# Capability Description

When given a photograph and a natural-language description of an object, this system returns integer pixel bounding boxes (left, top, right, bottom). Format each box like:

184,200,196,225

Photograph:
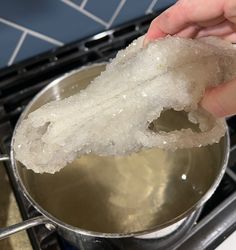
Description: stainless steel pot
0,63,230,248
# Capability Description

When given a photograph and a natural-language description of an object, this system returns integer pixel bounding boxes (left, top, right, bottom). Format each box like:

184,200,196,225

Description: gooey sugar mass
14,36,236,174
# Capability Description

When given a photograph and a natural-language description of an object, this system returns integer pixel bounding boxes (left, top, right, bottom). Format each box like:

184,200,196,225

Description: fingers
145,0,225,44
196,20,236,37
175,25,201,38
145,2,192,43
201,78,236,117
222,33,236,42
174,21,236,41
224,0,236,23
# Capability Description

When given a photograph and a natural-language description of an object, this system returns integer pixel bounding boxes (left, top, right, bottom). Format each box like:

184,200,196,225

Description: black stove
1,9,236,250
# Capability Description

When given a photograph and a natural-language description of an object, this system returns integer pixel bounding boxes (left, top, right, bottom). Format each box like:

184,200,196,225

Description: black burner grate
0,9,236,250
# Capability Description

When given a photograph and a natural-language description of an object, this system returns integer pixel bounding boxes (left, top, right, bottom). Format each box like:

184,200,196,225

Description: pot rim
10,63,230,238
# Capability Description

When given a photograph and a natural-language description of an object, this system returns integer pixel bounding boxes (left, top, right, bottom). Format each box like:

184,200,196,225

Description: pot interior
16,64,226,234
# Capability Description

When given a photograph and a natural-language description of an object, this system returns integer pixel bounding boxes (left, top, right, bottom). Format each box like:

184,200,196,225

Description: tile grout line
8,31,27,66
79,7,108,27
80,0,88,9
0,18,63,46
146,0,159,14
61,0,108,27
107,0,126,29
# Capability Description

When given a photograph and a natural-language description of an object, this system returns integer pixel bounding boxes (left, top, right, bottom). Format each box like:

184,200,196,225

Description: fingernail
143,35,150,47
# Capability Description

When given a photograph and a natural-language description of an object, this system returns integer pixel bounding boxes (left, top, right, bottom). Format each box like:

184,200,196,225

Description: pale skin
144,0,236,117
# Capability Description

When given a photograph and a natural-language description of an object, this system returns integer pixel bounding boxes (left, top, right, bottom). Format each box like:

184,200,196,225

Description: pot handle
0,216,51,240
0,154,9,161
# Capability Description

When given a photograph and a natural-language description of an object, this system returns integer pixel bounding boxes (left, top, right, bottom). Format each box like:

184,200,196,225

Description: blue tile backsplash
0,22,22,68
84,0,121,22
112,0,154,27
0,0,176,68
14,35,55,64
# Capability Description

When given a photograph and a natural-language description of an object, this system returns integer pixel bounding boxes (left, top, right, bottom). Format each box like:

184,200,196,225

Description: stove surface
0,9,236,250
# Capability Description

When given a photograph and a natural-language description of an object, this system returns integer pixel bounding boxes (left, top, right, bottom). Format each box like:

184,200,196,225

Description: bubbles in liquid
21,144,220,234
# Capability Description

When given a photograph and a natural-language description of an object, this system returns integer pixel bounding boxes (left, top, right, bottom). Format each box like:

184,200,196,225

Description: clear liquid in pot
20,144,220,233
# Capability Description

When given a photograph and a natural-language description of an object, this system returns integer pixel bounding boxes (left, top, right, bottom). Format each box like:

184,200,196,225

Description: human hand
145,0,236,117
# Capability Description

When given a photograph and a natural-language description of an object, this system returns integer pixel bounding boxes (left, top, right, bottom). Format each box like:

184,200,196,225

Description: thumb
201,78,236,117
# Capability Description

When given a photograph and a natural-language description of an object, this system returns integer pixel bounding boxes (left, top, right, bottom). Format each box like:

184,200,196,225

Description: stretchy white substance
14,36,236,173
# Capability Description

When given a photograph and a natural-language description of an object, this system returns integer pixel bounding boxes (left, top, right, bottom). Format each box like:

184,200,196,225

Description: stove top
1,9,236,250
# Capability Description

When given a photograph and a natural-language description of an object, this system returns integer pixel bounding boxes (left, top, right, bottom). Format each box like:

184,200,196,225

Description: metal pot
0,63,230,249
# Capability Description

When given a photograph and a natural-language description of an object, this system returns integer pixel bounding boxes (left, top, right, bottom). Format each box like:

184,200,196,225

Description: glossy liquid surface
21,144,220,233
